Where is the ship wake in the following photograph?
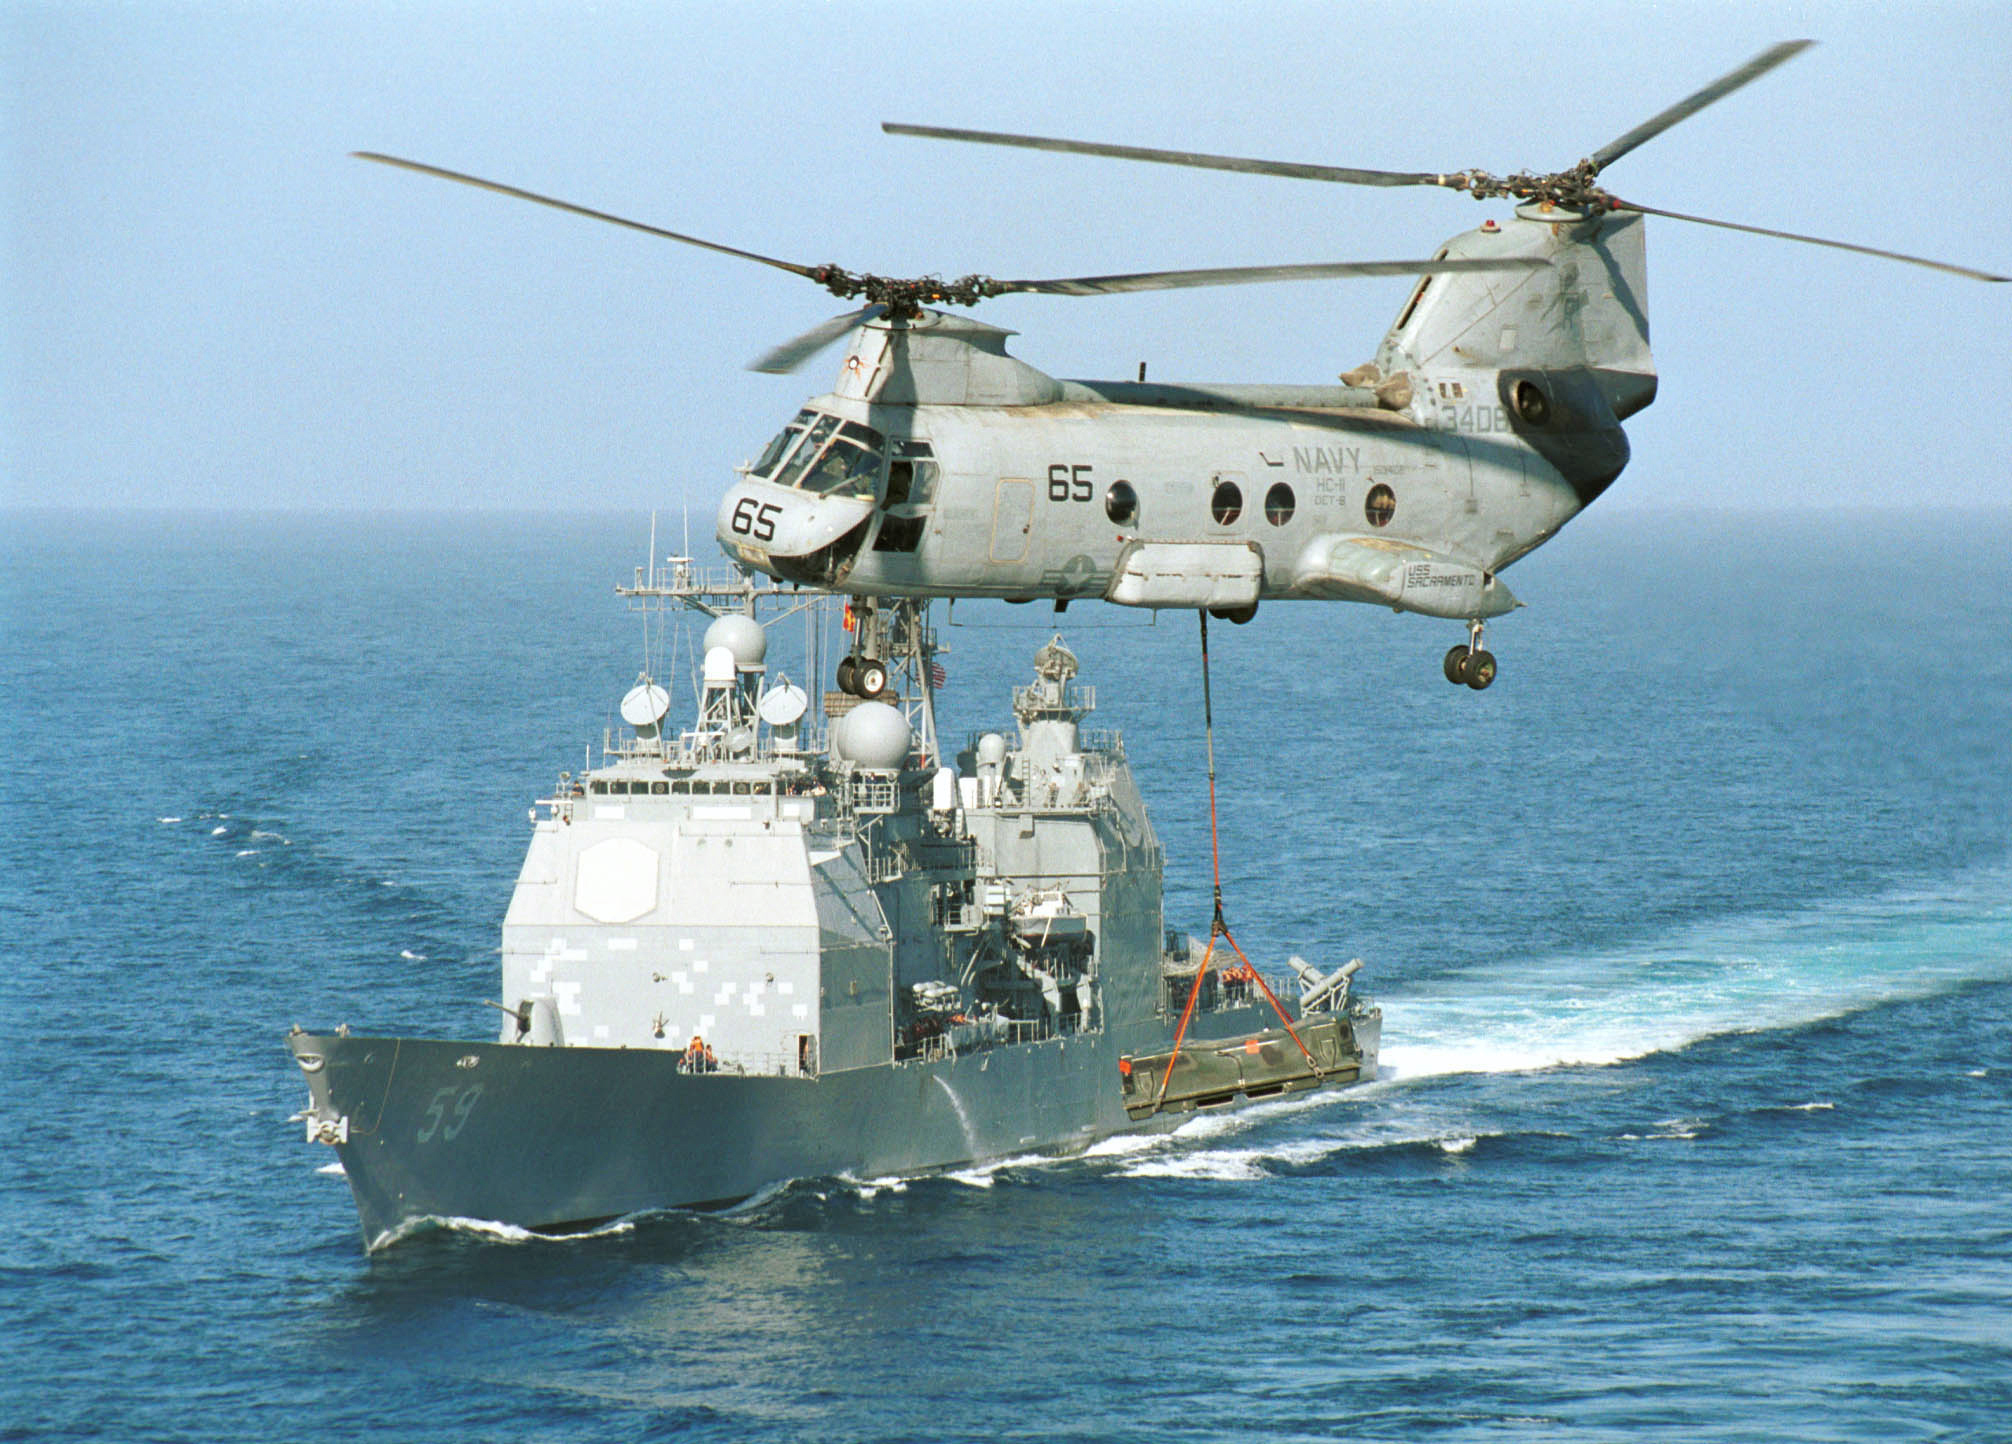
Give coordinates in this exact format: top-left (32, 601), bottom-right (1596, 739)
top-left (1380, 863), bottom-right (2012, 1081)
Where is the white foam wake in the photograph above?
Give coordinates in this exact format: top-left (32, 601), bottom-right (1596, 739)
top-left (367, 1212), bottom-right (639, 1252)
top-left (1380, 867), bottom-right (2012, 1081)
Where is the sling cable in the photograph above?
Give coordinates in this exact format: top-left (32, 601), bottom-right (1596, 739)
top-left (1146, 611), bottom-right (1328, 1116)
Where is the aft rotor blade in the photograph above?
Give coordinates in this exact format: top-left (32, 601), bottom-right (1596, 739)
top-left (1609, 198), bottom-right (2009, 282)
top-left (748, 305), bottom-right (887, 374)
top-left (882, 122), bottom-right (1453, 189)
top-left (354, 152), bottom-right (822, 282)
top-left (1588, 40), bottom-right (1814, 172)
top-left (993, 256), bottom-right (1547, 297)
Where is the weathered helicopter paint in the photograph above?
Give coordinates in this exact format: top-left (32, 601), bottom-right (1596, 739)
top-left (717, 205), bottom-right (1652, 626)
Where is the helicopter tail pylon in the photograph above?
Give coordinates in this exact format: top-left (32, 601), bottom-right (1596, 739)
top-left (1364, 203), bottom-right (1649, 507)
top-left (1374, 206), bottom-right (1652, 413)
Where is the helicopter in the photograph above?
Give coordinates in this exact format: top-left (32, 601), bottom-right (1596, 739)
top-left (359, 40), bottom-right (2002, 696)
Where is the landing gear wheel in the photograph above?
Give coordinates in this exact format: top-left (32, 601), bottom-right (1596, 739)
top-left (1464, 650), bottom-right (1498, 690)
top-left (855, 658), bottom-right (890, 699)
top-left (836, 655), bottom-right (859, 696)
top-left (1444, 646), bottom-right (1472, 685)
top-left (1209, 604), bottom-right (1258, 625)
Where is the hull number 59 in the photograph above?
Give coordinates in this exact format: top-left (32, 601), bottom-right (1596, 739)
top-left (417, 1083), bottom-right (484, 1143)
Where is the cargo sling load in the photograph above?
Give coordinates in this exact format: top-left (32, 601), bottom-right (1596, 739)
top-left (287, 561), bottom-right (1378, 1249)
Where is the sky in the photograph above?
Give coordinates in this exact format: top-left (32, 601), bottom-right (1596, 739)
top-left (5, 0), bottom-right (2010, 516)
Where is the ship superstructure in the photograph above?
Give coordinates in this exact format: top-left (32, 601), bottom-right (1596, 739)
top-left (288, 562), bottom-right (1378, 1248)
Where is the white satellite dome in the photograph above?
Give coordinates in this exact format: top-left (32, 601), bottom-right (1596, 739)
top-left (701, 645), bottom-right (737, 687)
top-left (837, 701), bottom-right (912, 770)
top-left (976, 732), bottom-right (1009, 766)
top-left (703, 614), bottom-right (766, 669)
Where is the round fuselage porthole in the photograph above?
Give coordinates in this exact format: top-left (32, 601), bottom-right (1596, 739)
top-left (1210, 479), bottom-right (1243, 526)
top-left (1105, 479), bottom-right (1138, 525)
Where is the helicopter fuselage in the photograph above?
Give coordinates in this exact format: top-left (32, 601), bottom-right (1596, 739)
top-left (720, 383), bottom-right (1587, 619)
top-left (717, 206), bottom-right (1655, 624)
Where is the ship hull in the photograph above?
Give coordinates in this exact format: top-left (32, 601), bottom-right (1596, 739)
top-left (289, 1015), bottom-right (1379, 1248)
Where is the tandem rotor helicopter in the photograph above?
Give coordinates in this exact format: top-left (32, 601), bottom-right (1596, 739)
top-left (360, 40), bottom-right (2002, 695)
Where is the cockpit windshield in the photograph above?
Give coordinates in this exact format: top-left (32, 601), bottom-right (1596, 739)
top-left (751, 409), bottom-right (817, 479)
top-left (788, 419), bottom-right (887, 500)
top-left (773, 414), bottom-right (841, 488)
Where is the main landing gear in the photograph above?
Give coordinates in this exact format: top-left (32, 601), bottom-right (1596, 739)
top-left (1443, 619), bottom-right (1498, 691)
top-left (835, 596), bottom-right (898, 700)
top-left (836, 653), bottom-right (890, 699)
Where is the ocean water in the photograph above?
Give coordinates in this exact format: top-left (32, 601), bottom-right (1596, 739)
top-left (2, 507), bottom-right (2008, 1441)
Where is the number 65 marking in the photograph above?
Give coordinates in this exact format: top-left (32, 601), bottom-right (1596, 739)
top-left (1047, 463), bottom-right (1093, 502)
top-left (730, 496), bottom-right (781, 543)
top-left (417, 1083), bottom-right (484, 1143)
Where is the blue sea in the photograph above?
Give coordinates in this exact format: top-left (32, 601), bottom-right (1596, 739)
top-left (3, 508), bottom-right (2008, 1441)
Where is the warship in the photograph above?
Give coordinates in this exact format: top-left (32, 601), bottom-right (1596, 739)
top-left (287, 563), bottom-right (1379, 1249)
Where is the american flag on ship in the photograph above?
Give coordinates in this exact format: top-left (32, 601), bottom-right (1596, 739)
top-left (929, 659), bottom-right (948, 690)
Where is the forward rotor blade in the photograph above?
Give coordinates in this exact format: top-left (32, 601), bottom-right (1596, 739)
top-left (1589, 40), bottom-right (1814, 172)
top-left (1608, 198), bottom-right (2008, 282)
top-left (354, 152), bottom-right (821, 281)
top-left (748, 305), bottom-right (887, 374)
top-left (993, 255), bottom-right (1547, 297)
top-left (883, 122), bottom-right (1452, 189)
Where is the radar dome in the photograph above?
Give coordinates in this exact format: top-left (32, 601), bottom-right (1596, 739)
top-left (703, 614), bottom-right (766, 669)
top-left (837, 701), bottom-right (912, 770)
top-left (976, 732), bottom-right (1009, 766)
top-left (701, 646), bottom-right (736, 687)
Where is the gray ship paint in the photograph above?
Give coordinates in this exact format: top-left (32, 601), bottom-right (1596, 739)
top-left (289, 580), bottom-right (1377, 1250)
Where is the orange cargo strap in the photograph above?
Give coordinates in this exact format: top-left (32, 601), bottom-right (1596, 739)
top-left (1152, 612), bottom-right (1320, 1112)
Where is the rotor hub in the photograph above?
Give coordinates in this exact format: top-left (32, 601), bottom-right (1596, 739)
top-left (809, 266), bottom-right (1001, 318)
top-left (1454, 160), bottom-right (1619, 213)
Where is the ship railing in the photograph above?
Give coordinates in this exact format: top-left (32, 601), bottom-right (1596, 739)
top-left (931, 896), bottom-right (981, 931)
top-left (900, 1015), bottom-right (1055, 1065)
top-left (845, 772), bottom-right (902, 816)
top-left (695, 1051), bottom-right (817, 1080)
top-left (863, 841), bottom-right (908, 884)
top-left (1077, 727), bottom-right (1123, 758)
top-left (1010, 680), bottom-right (1096, 715)
top-left (595, 722), bottom-right (832, 771)
top-left (1158, 967), bottom-right (1305, 1019)
top-left (913, 836), bottom-right (976, 872)
top-left (618, 561), bottom-right (784, 601)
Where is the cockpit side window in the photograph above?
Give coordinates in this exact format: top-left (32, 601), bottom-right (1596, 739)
top-left (798, 436), bottom-right (883, 498)
top-left (873, 440), bottom-right (935, 554)
top-left (774, 414), bottom-right (841, 488)
top-left (752, 409), bottom-right (817, 479)
top-left (888, 439), bottom-right (939, 507)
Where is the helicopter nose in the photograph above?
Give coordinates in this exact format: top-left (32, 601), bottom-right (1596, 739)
top-left (717, 478), bottom-right (875, 574)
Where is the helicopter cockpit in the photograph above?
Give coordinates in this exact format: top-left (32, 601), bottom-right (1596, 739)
top-left (718, 408), bottom-right (902, 588)
top-left (750, 409), bottom-right (886, 501)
